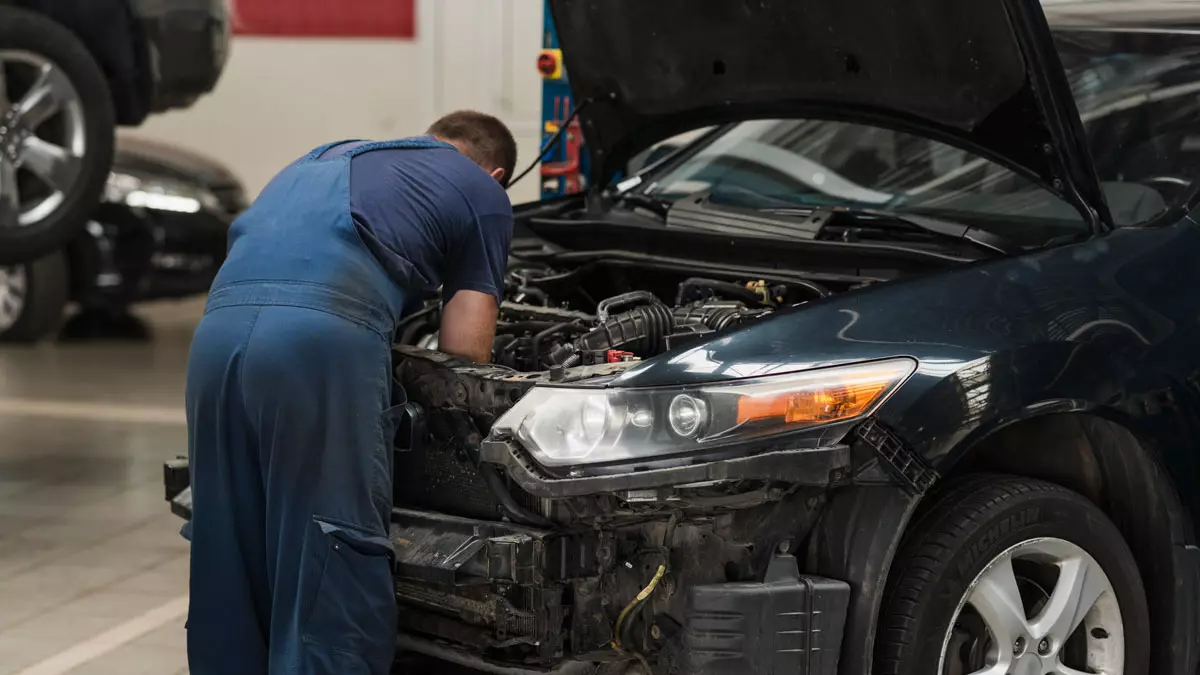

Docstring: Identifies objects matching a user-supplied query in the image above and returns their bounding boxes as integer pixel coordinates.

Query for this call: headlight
[104,172,222,214]
[491,358,916,467]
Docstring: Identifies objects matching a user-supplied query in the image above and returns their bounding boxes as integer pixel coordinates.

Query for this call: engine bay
[383,241,899,667]
[387,248,879,525]
[397,252,874,374]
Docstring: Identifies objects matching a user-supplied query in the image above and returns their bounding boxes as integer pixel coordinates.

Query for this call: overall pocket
[301,519,397,662]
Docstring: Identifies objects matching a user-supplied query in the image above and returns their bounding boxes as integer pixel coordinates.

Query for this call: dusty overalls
[183,138,449,674]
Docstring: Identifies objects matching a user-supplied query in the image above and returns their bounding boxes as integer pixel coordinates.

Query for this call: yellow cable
[610,564,667,651]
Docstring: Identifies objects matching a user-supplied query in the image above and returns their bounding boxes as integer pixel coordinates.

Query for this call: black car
[167,1,1200,674]
[0,0,229,264]
[0,135,241,342]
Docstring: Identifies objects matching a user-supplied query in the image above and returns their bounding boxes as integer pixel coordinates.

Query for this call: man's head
[427,111,518,187]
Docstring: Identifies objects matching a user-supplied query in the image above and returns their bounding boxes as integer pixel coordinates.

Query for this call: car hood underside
[549,0,1108,225]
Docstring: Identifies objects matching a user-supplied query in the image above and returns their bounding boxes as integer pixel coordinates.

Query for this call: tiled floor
[0,300,478,675]
[0,300,199,675]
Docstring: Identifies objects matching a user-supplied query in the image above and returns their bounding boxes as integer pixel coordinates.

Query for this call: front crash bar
[390,507,597,586]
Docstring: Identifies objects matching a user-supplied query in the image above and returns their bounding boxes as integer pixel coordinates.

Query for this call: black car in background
[0,0,229,264]
[0,135,241,342]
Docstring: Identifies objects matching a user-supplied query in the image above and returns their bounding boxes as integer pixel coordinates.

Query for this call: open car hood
[549,0,1110,227]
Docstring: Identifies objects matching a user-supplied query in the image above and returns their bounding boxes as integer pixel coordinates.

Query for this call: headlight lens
[491,358,916,467]
[104,172,222,214]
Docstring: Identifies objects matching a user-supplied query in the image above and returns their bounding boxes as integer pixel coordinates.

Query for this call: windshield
[639,28,1200,236]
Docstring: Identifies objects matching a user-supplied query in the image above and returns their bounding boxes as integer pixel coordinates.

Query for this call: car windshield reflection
[640,28,1200,237]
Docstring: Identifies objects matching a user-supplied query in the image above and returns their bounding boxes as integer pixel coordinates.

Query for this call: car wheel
[0,6,116,264]
[0,250,68,343]
[875,474,1150,675]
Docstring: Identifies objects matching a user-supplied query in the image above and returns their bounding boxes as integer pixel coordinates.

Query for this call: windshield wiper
[765,206,1022,256]
[610,192,672,219]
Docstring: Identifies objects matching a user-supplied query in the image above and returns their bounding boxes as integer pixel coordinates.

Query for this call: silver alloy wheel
[0,50,87,229]
[0,264,27,331]
[939,537,1124,675]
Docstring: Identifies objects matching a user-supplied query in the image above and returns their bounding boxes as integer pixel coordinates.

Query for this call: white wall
[125,0,546,204]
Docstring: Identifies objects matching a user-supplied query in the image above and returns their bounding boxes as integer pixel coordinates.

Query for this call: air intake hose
[548,292,674,366]
[673,303,770,331]
[673,305,745,331]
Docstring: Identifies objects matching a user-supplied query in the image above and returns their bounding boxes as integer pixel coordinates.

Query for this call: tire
[875,474,1150,675]
[0,6,116,264]
[0,249,68,342]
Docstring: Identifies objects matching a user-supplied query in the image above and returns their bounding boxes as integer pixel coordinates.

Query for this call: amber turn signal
[736,369,904,426]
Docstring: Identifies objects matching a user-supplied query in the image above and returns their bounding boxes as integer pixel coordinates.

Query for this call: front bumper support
[391,508,596,585]
[165,467,854,675]
[392,508,851,675]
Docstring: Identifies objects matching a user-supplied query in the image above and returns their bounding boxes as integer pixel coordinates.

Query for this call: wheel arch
[812,412,1200,675]
[945,412,1199,675]
[3,0,152,125]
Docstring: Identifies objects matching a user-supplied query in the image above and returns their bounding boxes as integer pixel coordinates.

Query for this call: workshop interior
[2,1,1200,674]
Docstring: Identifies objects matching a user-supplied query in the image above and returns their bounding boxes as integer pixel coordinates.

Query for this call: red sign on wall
[231,0,416,38]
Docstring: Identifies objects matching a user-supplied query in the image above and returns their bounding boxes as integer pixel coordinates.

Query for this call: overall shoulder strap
[301,139,366,163]
[344,135,456,158]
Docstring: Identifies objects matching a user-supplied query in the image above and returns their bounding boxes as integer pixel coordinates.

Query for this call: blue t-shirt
[322,138,513,306]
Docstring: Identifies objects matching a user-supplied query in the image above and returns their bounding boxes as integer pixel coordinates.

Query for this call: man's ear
[489,167,506,184]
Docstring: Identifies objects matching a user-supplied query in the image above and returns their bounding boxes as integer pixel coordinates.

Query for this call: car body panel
[127,0,230,113]
[611,218,1200,508]
[478,213,1200,675]
[16,0,229,124]
[14,0,150,124]
[112,135,243,198]
[68,135,236,308]
[549,0,1110,226]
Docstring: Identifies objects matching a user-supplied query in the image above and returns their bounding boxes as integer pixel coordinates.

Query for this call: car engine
[396,262,833,373]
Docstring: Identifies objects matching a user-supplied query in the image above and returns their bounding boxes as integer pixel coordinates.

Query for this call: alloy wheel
[939,537,1124,675]
[0,50,87,230]
[0,264,27,331]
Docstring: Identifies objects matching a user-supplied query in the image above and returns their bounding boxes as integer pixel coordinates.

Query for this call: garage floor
[0,300,481,675]
[0,300,199,675]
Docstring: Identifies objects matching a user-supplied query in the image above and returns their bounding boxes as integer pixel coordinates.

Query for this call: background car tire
[875,474,1150,675]
[0,6,115,264]
[0,250,68,343]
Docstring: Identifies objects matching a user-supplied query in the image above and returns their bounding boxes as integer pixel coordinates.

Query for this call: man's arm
[438,289,498,363]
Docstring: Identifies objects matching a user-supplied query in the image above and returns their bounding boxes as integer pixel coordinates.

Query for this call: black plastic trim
[129,0,227,112]
[480,440,850,498]
[170,486,192,521]
[805,485,920,675]
[163,457,189,501]
[391,507,566,585]
[396,634,594,675]
[683,554,850,675]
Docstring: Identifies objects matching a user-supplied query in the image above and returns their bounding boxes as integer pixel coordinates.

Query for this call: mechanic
[183,111,517,675]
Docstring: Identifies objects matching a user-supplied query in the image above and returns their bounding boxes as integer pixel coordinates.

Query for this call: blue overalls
[184,137,451,675]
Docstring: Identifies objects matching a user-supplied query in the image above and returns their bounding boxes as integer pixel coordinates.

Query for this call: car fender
[836,339,1200,675]
[10,0,151,125]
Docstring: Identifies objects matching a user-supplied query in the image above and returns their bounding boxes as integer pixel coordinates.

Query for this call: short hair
[427,111,518,187]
